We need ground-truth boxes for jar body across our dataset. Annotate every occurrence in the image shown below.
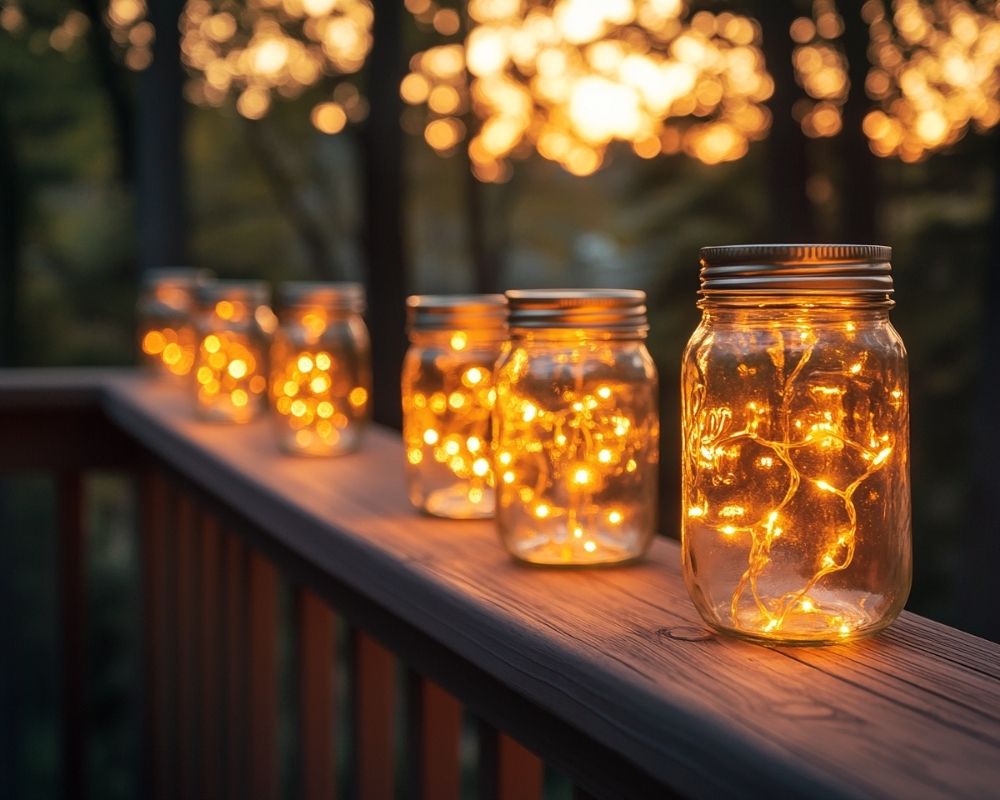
[402,330,504,518]
[138,273,207,378]
[681,303,911,643]
[494,332,659,565]
[270,310,371,455]
[193,299,271,423]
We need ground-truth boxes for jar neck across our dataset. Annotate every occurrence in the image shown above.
[699,293,893,322]
[509,327,647,343]
[408,328,507,348]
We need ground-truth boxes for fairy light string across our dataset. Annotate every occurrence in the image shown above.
[686,324,904,638]
[403,331,499,509]
[496,342,655,561]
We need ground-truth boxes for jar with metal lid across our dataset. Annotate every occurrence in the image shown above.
[192,281,274,423]
[137,268,213,378]
[402,295,508,518]
[494,290,659,565]
[269,282,371,455]
[681,244,911,644]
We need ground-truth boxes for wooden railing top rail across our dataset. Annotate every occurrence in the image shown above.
[2,368,999,799]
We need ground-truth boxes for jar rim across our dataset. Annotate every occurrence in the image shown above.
[142,267,214,289]
[699,244,893,296]
[279,281,365,312]
[196,280,271,306]
[406,294,508,332]
[505,289,648,332]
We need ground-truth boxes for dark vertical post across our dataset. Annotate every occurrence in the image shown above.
[839,0,880,243]
[140,471,170,800]
[757,0,816,242]
[57,473,86,800]
[363,0,408,429]
[963,132,1000,641]
[137,0,186,269]
[0,100,23,366]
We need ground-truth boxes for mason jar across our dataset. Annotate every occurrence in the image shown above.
[269,282,371,456]
[681,244,911,644]
[401,294,507,518]
[137,268,213,378]
[192,281,274,423]
[494,290,659,565]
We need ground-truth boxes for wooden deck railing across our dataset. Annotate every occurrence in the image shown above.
[2,368,1000,799]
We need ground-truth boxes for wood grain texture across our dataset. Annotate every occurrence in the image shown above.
[3,370,1000,799]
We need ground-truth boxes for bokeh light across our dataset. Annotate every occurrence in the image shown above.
[403,0,774,180]
[863,0,1000,161]
[794,0,1000,159]
[180,0,373,131]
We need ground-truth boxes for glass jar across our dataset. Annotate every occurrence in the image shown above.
[192,281,274,423]
[269,282,371,455]
[494,290,659,565]
[681,244,911,644]
[402,295,508,518]
[137,268,213,378]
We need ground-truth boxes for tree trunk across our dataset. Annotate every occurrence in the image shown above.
[77,0,134,184]
[0,99,22,366]
[242,119,338,279]
[136,0,186,270]
[362,0,408,428]
[757,0,816,242]
[838,0,880,243]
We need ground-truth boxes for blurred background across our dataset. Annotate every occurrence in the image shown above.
[1,0,999,796]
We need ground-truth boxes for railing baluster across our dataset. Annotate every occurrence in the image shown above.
[57,472,85,800]
[477,722,544,800]
[296,589,336,800]
[224,531,248,800]
[352,630,396,800]
[407,672,462,800]
[248,550,280,800]
[199,513,224,798]
[140,470,170,800]
[176,493,199,800]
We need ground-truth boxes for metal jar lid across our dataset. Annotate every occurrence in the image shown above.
[406,294,508,332]
[505,289,648,332]
[196,280,271,307]
[142,267,214,290]
[279,281,366,313]
[699,244,893,295]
